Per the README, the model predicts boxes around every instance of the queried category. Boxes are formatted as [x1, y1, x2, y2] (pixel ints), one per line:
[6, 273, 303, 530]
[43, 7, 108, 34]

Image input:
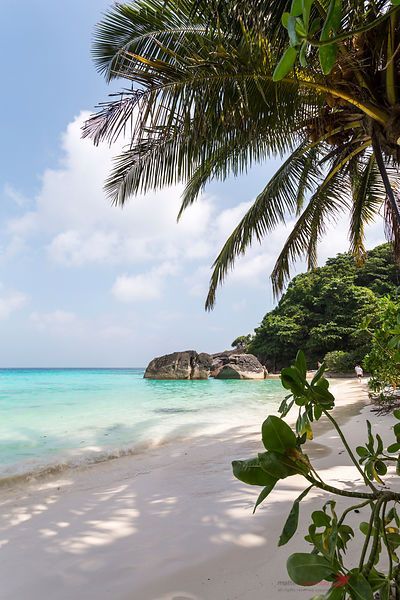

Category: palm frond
[348, 154, 385, 263]
[204, 142, 322, 309]
[270, 168, 353, 298]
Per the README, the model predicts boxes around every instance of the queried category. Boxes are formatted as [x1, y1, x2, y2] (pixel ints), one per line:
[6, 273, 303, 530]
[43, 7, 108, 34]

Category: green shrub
[323, 350, 361, 373]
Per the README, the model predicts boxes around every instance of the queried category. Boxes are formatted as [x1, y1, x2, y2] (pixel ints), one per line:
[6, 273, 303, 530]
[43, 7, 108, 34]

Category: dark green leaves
[286, 553, 334, 586]
[258, 451, 301, 479]
[312, 510, 331, 527]
[278, 485, 313, 546]
[280, 352, 334, 413]
[387, 442, 400, 453]
[356, 446, 369, 458]
[262, 415, 297, 453]
[274, 0, 315, 80]
[347, 573, 374, 600]
[253, 480, 277, 513]
[232, 458, 277, 486]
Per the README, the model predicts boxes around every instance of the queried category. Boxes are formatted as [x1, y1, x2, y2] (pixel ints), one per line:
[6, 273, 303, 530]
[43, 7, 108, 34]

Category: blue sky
[0, 1, 386, 367]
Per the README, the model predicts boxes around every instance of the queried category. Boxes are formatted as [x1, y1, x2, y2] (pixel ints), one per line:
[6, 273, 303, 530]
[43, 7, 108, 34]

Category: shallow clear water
[0, 368, 285, 480]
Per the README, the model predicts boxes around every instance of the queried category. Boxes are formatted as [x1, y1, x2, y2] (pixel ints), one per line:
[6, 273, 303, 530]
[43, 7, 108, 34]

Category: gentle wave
[0, 368, 285, 486]
[0, 434, 184, 488]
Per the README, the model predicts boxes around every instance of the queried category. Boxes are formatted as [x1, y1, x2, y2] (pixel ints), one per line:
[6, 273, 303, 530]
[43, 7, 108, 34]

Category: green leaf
[311, 362, 326, 385]
[295, 18, 307, 38]
[299, 41, 308, 67]
[262, 415, 297, 453]
[302, 0, 313, 30]
[273, 46, 297, 82]
[386, 531, 400, 546]
[232, 458, 277, 486]
[291, 0, 303, 16]
[309, 17, 321, 35]
[319, 0, 341, 74]
[324, 587, 346, 599]
[356, 446, 369, 457]
[394, 422, 400, 442]
[394, 409, 400, 420]
[281, 366, 306, 393]
[286, 552, 334, 586]
[258, 451, 300, 479]
[314, 404, 323, 420]
[359, 521, 370, 536]
[287, 16, 300, 46]
[347, 572, 374, 600]
[366, 568, 388, 592]
[281, 12, 290, 28]
[374, 460, 387, 476]
[367, 420, 374, 450]
[312, 510, 331, 527]
[278, 485, 313, 546]
[386, 442, 400, 453]
[253, 479, 278, 513]
[295, 350, 307, 378]
[376, 434, 384, 455]
[319, 40, 337, 75]
[312, 384, 335, 407]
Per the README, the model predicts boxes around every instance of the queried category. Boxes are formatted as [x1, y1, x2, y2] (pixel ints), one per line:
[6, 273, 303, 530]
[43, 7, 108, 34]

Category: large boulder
[212, 353, 266, 380]
[144, 350, 212, 380]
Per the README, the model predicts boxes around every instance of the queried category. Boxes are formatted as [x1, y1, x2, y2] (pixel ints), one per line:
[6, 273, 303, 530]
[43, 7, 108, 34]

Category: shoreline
[0, 379, 378, 600]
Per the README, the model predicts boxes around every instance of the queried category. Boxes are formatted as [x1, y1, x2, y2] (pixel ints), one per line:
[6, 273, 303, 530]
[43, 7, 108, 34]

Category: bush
[363, 297, 400, 392]
[323, 350, 361, 373]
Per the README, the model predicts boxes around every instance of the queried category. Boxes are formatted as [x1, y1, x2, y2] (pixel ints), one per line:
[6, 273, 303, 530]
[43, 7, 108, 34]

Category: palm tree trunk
[371, 131, 400, 227]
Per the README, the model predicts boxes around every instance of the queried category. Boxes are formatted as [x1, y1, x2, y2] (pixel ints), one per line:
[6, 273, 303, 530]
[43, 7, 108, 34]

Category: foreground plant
[233, 351, 400, 599]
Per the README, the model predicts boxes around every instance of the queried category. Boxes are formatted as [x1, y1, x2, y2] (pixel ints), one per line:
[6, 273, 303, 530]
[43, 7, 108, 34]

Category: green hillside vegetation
[247, 244, 400, 372]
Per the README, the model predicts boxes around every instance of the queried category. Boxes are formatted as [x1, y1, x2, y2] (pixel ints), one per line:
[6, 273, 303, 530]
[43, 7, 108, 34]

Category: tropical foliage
[364, 297, 400, 395]
[231, 335, 253, 351]
[324, 349, 361, 372]
[85, 0, 400, 308]
[248, 244, 399, 371]
[233, 351, 400, 599]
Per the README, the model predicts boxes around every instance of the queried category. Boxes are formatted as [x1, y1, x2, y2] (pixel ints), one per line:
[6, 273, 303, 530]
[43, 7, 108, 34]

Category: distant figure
[355, 364, 363, 380]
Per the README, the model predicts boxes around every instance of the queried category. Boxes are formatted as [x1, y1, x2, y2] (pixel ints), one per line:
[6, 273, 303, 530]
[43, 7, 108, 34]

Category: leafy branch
[233, 350, 400, 598]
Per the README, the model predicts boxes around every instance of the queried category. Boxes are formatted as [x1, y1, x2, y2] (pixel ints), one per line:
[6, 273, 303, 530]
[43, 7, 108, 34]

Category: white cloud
[0, 288, 27, 320]
[3, 184, 29, 208]
[30, 310, 78, 331]
[5, 112, 216, 270]
[3, 111, 389, 325]
[112, 262, 178, 303]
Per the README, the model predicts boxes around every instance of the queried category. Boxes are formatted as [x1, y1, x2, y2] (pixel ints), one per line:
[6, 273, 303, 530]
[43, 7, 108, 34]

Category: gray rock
[212, 353, 266, 380]
[144, 350, 212, 380]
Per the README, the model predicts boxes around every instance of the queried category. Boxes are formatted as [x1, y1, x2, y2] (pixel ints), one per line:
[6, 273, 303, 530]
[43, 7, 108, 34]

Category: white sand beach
[0, 379, 393, 600]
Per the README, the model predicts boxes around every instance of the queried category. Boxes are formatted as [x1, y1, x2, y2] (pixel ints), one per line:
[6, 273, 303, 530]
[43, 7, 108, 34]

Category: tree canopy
[248, 244, 400, 370]
[85, 0, 400, 309]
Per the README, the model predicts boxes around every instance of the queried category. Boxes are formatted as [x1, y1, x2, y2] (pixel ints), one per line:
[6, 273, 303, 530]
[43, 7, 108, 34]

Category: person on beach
[355, 364, 363, 380]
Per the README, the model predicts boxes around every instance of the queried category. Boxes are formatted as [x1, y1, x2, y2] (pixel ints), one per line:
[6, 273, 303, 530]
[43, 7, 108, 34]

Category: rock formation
[212, 353, 266, 380]
[144, 351, 212, 380]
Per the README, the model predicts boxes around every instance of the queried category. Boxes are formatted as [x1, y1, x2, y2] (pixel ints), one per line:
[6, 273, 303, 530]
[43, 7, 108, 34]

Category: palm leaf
[204, 142, 322, 309]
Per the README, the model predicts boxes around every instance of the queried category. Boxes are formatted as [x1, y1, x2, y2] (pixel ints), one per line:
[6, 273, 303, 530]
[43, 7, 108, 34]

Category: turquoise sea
[0, 368, 285, 481]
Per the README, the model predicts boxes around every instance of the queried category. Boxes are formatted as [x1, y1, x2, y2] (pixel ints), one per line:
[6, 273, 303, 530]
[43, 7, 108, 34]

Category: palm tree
[83, 0, 400, 308]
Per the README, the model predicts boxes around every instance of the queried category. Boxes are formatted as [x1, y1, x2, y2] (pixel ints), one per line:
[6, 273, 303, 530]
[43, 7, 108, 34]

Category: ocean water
[0, 368, 285, 481]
